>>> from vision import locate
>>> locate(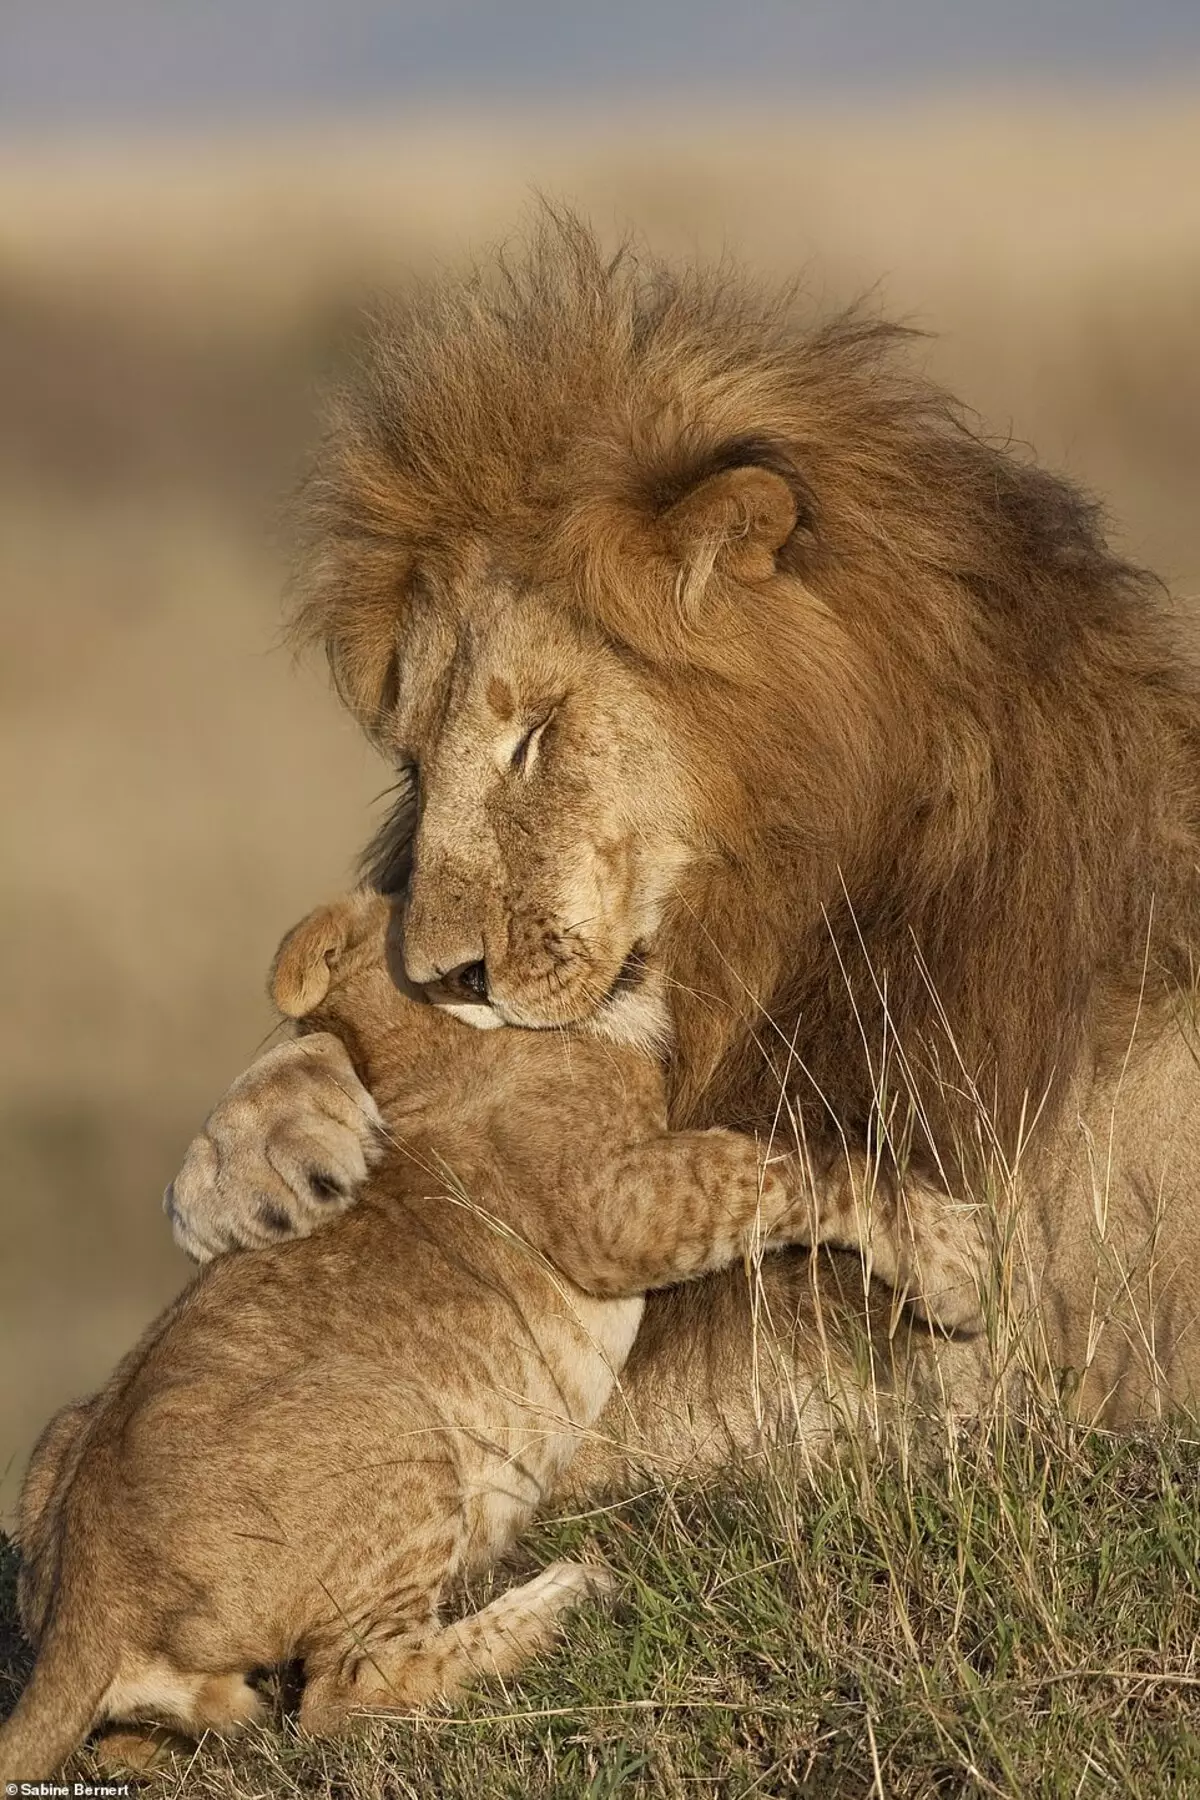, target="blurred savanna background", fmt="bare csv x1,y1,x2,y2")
3,4,1200,1789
